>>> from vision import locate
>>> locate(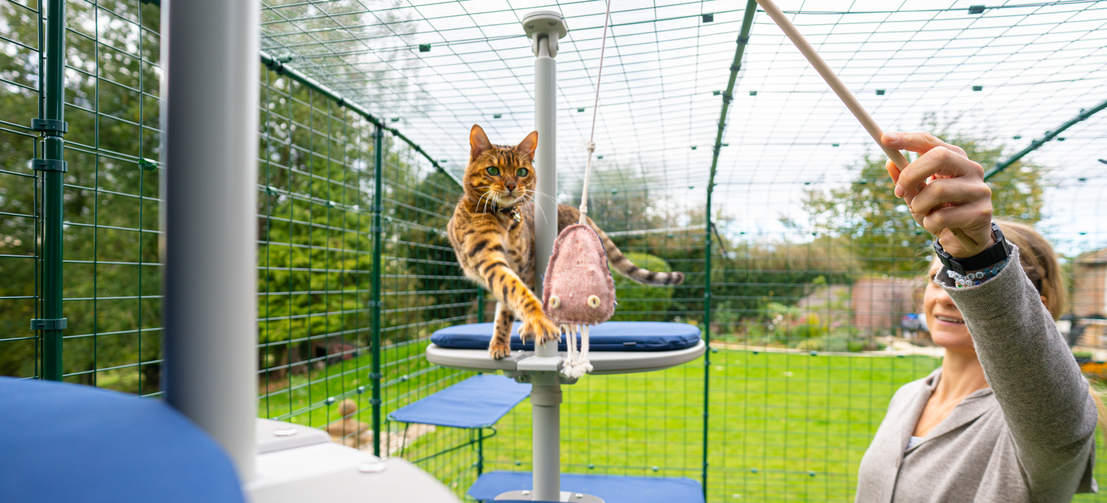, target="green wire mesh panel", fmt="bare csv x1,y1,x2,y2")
0,0,42,380
1,1,1105,502
254,65,379,429
378,140,482,492
256,0,1107,501
706,3,1107,501
253,64,485,499
483,218,708,483
59,0,162,393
